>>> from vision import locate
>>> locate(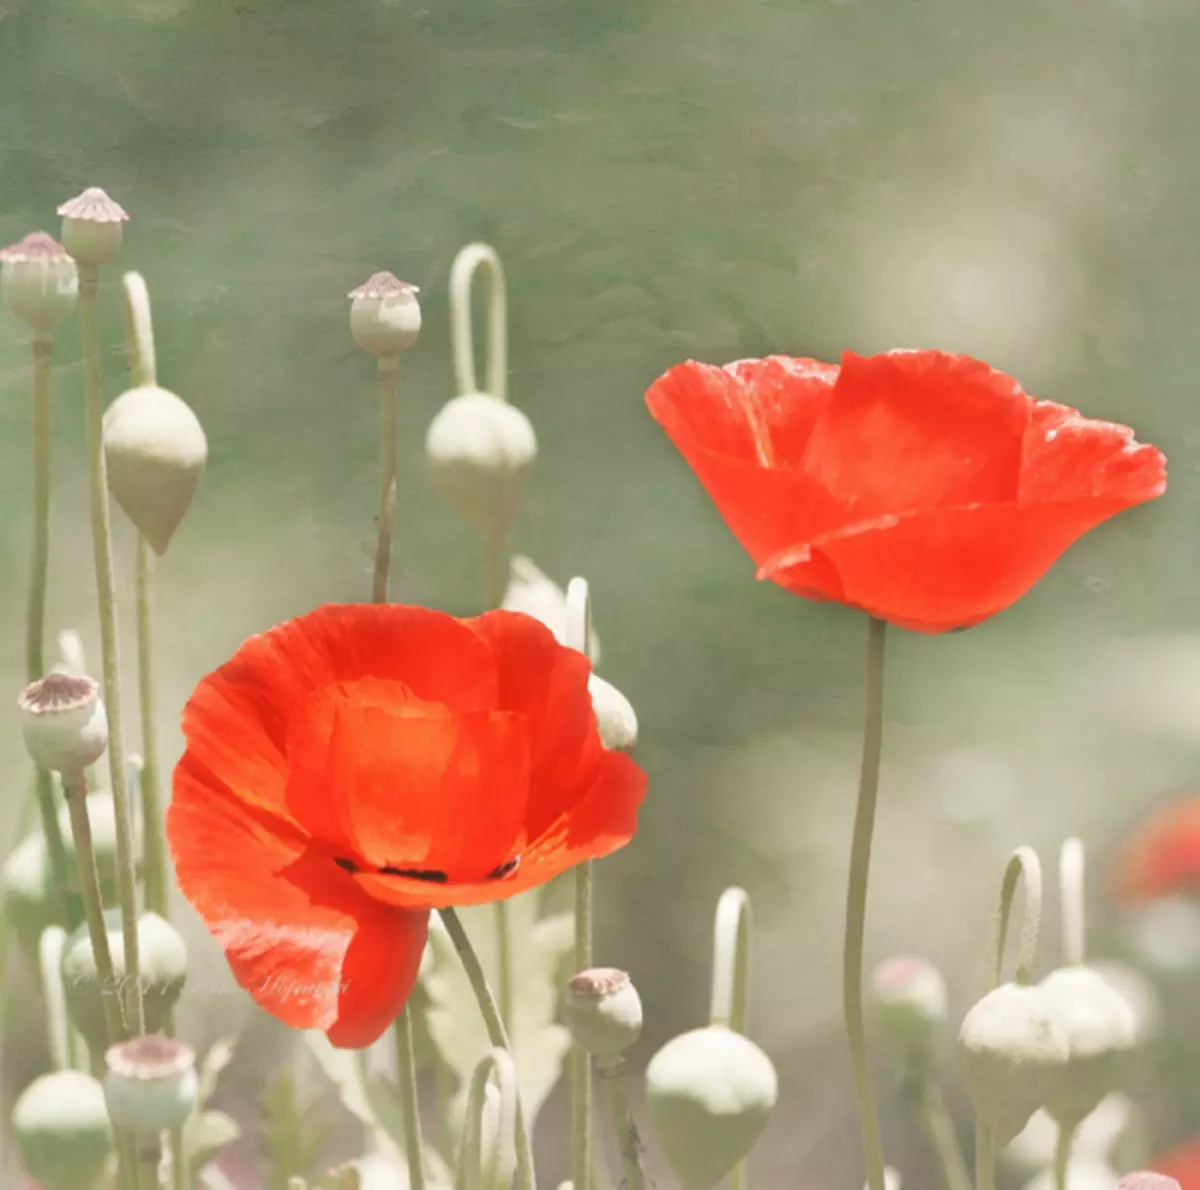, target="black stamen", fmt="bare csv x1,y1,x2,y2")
334,857,358,874
379,866,449,883
486,857,521,880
